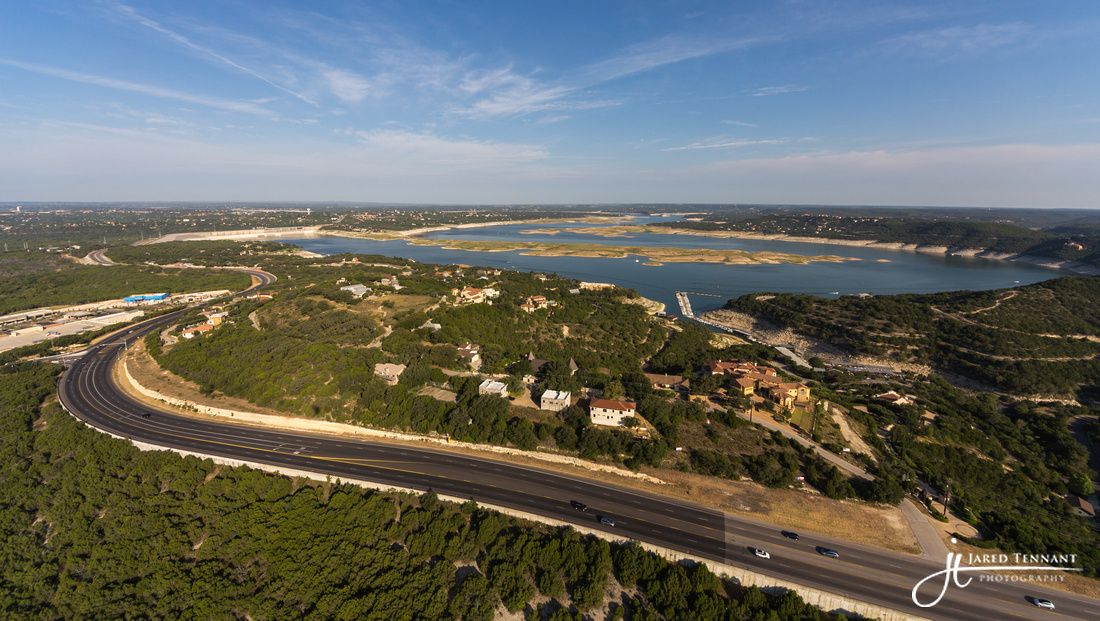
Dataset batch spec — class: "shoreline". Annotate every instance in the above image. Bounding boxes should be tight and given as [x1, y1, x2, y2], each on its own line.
[137, 221, 858, 266]
[136, 219, 1100, 276]
[322, 215, 636, 240]
[521, 225, 1100, 276]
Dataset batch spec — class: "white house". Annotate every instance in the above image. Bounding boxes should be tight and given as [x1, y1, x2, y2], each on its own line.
[589, 398, 636, 427]
[453, 286, 489, 304]
[340, 284, 370, 298]
[540, 390, 571, 412]
[478, 379, 508, 397]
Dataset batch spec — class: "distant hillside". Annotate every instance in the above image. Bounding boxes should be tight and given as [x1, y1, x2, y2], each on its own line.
[656, 215, 1100, 268]
[723, 276, 1100, 400]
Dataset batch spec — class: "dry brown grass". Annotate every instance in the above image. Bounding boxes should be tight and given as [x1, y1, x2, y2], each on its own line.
[367, 293, 436, 314]
[654, 469, 920, 554]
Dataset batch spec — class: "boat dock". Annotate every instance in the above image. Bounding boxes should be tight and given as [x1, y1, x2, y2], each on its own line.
[675, 290, 757, 340]
[675, 291, 694, 318]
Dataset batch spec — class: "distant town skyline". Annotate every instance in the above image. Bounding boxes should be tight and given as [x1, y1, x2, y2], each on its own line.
[1, 1, 1098, 208]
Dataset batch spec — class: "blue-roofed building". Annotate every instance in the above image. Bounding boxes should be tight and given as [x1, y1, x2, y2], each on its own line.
[124, 293, 170, 304]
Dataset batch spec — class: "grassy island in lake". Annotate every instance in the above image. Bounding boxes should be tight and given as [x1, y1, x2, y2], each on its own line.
[405, 237, 857, 266]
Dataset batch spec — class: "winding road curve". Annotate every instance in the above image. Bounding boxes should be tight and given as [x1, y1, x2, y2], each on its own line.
[55, 270, 1100, 621]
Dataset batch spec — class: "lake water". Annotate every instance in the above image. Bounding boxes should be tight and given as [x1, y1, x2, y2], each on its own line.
[283, 217, 1055, 314]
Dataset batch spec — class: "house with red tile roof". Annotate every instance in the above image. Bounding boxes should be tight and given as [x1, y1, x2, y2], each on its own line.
[589, 398, 636, 427]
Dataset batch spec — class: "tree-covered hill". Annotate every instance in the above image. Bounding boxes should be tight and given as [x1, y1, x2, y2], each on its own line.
[0, 252, 252, 314]
[657, 214, 1100, 267]
[106, 240, 296, 266]
[150, 260, 683, 467]
[715, 276, 1100, 577]
[724, 276, 1100, 399]
[0, 363, 841, 620]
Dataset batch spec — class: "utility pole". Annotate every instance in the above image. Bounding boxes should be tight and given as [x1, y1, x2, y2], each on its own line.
[942, 481, 951, 516]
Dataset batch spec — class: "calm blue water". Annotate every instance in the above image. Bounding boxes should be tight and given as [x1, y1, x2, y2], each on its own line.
[284, 217, 1054, 314]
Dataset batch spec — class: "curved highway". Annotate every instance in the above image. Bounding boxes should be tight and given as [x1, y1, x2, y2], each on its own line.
[84, 248, 116, 265]
[57, 270, 1100, 620]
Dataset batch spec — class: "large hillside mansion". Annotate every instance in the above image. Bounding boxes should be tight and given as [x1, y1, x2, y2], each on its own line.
[704, 360, 812, 410]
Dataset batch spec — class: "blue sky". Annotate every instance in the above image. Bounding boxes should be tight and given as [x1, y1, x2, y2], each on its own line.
[1, 1, 1098, 207]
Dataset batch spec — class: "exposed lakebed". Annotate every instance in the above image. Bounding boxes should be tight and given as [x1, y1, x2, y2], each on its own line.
[286, 217, 1055, 315]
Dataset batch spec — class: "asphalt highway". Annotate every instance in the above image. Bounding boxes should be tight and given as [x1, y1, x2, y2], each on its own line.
[84, 249, 116, 265]
[55, 270, 1100, 620]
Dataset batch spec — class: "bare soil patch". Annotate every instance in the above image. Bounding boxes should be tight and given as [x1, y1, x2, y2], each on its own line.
[704, 308, 932, 375]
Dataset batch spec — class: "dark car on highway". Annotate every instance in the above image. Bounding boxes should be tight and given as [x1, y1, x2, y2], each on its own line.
[570, 500, 588, 511]
[816, 546, 840, 558]
[781, 531, 800, 540]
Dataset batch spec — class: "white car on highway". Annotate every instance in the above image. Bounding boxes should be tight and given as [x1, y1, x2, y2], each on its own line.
[752, 548, 770, 559]
[1029, 597, 1055, 611]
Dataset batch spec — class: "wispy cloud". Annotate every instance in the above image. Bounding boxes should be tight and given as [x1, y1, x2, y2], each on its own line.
[662, 136, 789, 152]
[109, 3, 383, 107]
[458, 65, 525, 95]
[263, 8, 465, 98]
[532, 114, 573, 125]
[100, 104, 198, 134]
[102, 3, 780, 123]
[109, 2, 318, 105]
[749, 84, 808, 97]
[323, 69, 371, 103]
[580, 35, 766, 84]
[0, 57, 269, 115]
[878, 23, 1031, 57]
[454, 64, 575, 117]
[454, 65, 621, 118]
[723, 119, 758, 128]
[458, 34, 768, 119]
[457, 78, 576, 118]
